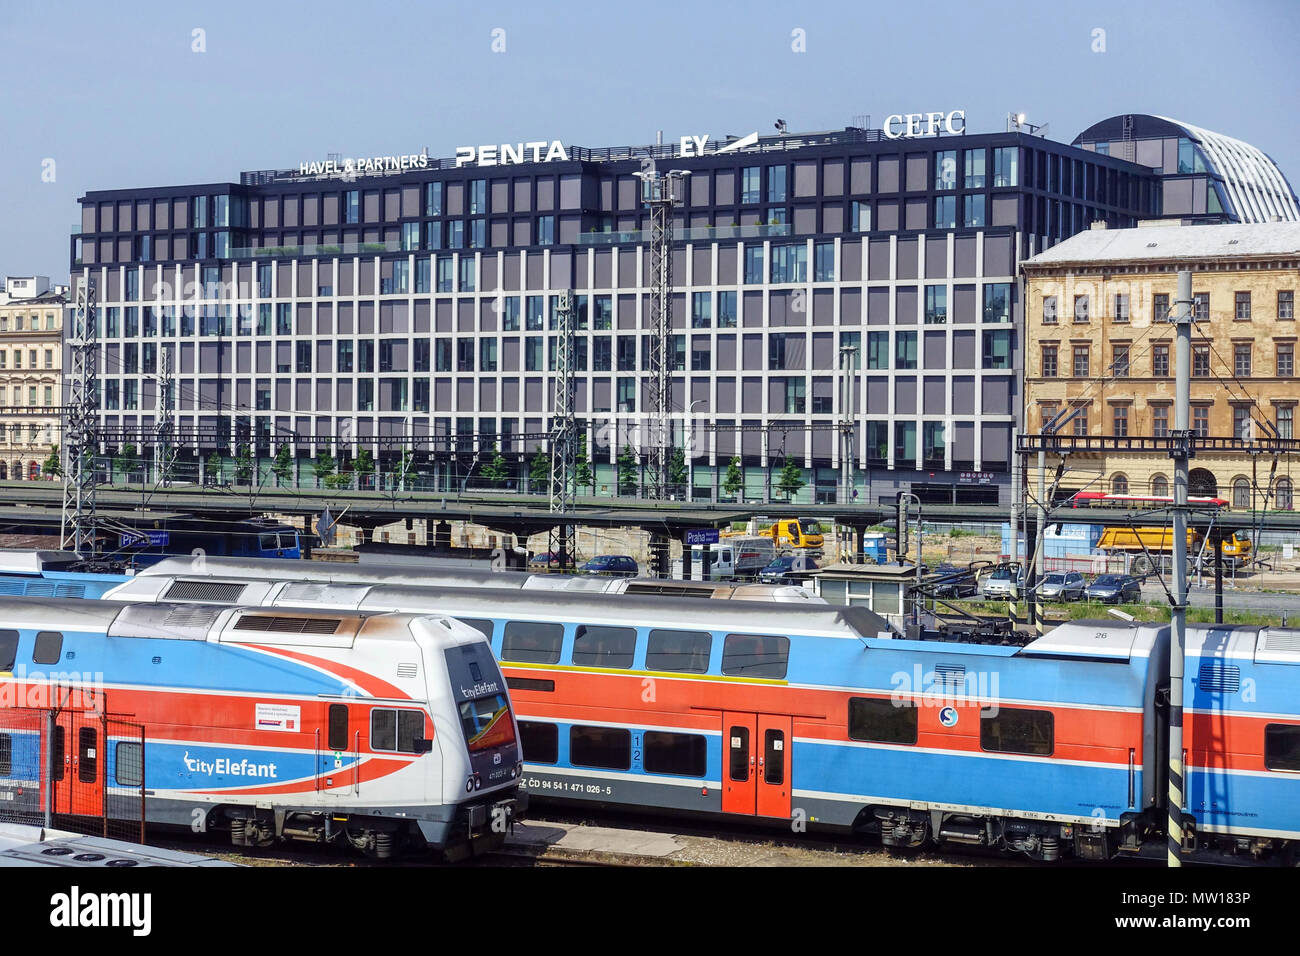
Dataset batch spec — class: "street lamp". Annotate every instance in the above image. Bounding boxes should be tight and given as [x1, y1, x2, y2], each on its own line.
[686, 400, 707, 503]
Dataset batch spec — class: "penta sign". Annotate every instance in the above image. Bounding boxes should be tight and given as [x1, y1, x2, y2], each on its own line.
[882, 110, 966, 139]
[455, 140, 570, 167]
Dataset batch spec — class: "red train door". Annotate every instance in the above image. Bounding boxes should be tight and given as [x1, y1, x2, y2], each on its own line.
[723, 713, 792, 819]
[756, 715, 792, 819]
[54, 714, 102, 819]
[722, 713, 756, 815]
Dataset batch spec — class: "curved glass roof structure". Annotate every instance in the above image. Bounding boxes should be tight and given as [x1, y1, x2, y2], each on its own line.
[1073, 114, 1298, 224]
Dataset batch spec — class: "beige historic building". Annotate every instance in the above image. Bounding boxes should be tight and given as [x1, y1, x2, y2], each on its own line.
[0, 277, 64, 480]
[1022, 221, 1300, 510]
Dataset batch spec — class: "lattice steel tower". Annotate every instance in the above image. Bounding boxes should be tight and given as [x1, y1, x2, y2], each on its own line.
[61, 277, 100, 556]
[637, 163, 689, 500]
[155, 345, 175, 487]
[548, 290, 577, 569]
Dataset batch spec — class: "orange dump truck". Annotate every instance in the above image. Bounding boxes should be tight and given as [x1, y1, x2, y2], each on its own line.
[1097, 527, 1251, 571]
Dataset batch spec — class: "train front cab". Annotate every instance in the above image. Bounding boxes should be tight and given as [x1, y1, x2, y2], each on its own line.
[1184, 626, 1300, 864]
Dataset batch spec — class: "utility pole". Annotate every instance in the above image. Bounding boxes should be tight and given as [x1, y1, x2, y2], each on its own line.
[838, 344, 858, 505]
[637, 162, 689, 500]
[1167, 268, 1195, 867]
[156, 346, 175, 487]
[548, 290, 577, 571]
[61, 276, 99, 557]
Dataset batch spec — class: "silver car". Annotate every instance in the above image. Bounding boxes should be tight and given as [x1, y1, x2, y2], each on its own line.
[981, 567, 1024, 600]
[1039, 571, 1086, 602]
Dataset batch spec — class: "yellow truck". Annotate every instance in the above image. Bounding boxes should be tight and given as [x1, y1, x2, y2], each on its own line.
[723, 518, 825, 551]
[1097, 527, 1251, 572]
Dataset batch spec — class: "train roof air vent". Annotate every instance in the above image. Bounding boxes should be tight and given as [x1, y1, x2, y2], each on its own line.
[163, 605, 225, 629]
[234, 615, 341, 635]
[165, 580, 248, 603]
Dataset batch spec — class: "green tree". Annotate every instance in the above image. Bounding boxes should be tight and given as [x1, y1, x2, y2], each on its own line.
[776, 457, 806, 500]
[669, 446, 688, 493]
[354, 448, 375, 489]
[574, 441, 594, 494]
[42, 445, 61, 478]
[325, 470, 352, 490]
[234, 444, 253, 485]
[206, 451, 223, 484]
[529, 449, 551, 493]
[271, 444, 293, 487]
[480, 442, 508, 486]
[617, 444, 639, 496]
[313, 451, 336, 488]
[722, 455, 744, 499]
[114, 444, 138, 483]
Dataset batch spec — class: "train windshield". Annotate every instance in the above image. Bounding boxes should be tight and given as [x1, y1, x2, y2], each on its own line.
[459, 693, 517, 753]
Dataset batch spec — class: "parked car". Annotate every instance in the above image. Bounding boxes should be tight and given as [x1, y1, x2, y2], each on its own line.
[529, 551, 564, 569]
[981, 567, 1025, 600]
[1039, 571, 1087, 602]
[927, 564, 978, 598]
[1086, 574, 1143, 604]
[758, 554, 818, 585]
[578, 554, 638, 577]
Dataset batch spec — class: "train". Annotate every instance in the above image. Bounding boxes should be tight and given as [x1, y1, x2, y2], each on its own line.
[111, 517, 302, 567]
[0, 595, 523, 860]
[5, 552, 1298, 864]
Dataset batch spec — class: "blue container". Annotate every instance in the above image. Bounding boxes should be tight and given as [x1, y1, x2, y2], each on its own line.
[862, 533, 888, 563]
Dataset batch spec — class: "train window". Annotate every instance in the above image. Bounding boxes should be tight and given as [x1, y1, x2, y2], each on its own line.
[644, 731, 707, 777]
[569, 726, 631, 770]
[0, 734, 10, 776]
[114, 742, 142, 787]
[1264, 724, 1300, 772]
[0, 630, 17, 671]
[370, 708, 426, 753]
[848, 697, 918, 745]
[518, 721, 558, 764]
[722, 634, 790, 679]
[78, 727, 97, 783]
[506, 677, 555, 692]
[645, 629, 711, 673]
[33, 631, 63, 665]
[52, 726, 64, 782]
[328, 704, 349, 751]
[456, 618, 495, 641]
[763, 729, 784, 785]
[501, 621, 564, 664]
[980, 707, 1053, 756]
[572, 625, 636, 669]
[459, 694, 516, 752]
[728, 726, 750, 782]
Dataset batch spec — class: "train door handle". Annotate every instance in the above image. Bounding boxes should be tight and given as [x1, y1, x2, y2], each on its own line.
[749, 756, 755, 767]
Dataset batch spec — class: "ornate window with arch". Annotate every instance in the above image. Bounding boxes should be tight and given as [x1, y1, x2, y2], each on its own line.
[1111, 474, 1129, 495]
[1151, 474, 1168, 497]
[1277, 477, 1294, 511]
[1233, 478, 1251, 510]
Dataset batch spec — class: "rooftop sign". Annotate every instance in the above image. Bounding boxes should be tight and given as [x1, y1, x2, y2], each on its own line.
[298, 154, 429, 178]
[883, 110, 966, 139]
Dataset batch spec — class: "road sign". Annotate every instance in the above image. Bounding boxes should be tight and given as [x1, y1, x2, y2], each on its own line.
[120, 531, 169, 548]
[685, 528, 720, 546]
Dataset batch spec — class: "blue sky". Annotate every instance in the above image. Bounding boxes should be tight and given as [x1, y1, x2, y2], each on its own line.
[1, 0, 1296, 279]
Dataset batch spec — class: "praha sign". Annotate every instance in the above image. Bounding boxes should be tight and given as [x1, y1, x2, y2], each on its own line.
[883, 110, 966, 139]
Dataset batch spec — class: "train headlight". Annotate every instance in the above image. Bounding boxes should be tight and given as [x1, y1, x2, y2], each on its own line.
[474, 773, 482, 790]
[465, 777, 474, 793]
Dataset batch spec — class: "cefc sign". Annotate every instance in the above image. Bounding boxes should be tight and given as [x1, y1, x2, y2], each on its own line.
[883, 110, 966, 139]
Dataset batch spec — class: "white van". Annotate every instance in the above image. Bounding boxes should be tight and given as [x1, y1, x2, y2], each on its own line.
[690, 536, 777, 581]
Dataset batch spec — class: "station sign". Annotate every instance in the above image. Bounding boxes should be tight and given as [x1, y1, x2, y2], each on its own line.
[685, 529, 720, 546]
[121, 531, 170, 548]
[958, 471, 994, 485]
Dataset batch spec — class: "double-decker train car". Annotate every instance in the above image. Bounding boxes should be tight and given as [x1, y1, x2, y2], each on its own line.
[1184, 624, 1300, 862]
[0, 596, 522, 859]
[103, 566, 1176, 862]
